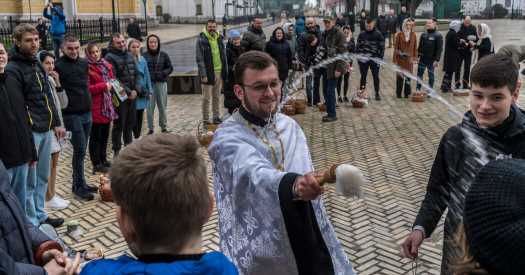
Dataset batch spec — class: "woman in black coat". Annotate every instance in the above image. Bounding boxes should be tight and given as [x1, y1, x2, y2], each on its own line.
[441, 21, 461, 93]
[223, 32, 244, 114]
[265, 27, 292, 85]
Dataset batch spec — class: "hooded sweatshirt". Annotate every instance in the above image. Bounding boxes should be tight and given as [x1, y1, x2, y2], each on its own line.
[203, 29, 223, 72]
[80, 251, 239, 275]
[143, 35, 174, 83]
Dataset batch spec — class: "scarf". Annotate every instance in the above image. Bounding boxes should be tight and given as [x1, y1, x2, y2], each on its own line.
[89, 58, 118, 120]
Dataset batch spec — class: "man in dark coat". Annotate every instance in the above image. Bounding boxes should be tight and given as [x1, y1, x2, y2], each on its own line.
[397, 6, 409, 32]
[376, 13, 389, 43]
[441, 20, 461, 93]
[224, 30, 244, 114]
[346, 11, 356, 33]
[36, 18, 48, 50]
[241, 16, 266, 51]
[298, 17, 323, 106]
[456, 16, 478, 89]
[386, 10, 397, 48]
[265, 27, 292, 85]
[126, 17, 142, 41]
[356, 18, 385, 101]
[105, 33, 139, 156]
[402, 54, 525, 275]
[416, 19, 443, 93]
[0, 160, 82, 275]
[358, 10, 367, 32]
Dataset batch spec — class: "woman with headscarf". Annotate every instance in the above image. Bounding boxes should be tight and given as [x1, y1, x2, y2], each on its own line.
[265, 27, 293, 86]
[393, 18, 417, 98]
[86, 42, 117, 174]
[475, 23, 494, 61]
[441, 20, 462, 93]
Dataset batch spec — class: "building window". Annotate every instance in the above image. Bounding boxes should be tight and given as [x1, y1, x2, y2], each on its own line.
[196, 4, 203, 15]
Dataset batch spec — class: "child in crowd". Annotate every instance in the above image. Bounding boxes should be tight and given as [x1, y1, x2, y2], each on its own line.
[81, 134, 238, 274]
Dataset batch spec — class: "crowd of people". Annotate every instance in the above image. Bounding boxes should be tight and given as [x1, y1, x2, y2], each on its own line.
[1, 6, 524, 275]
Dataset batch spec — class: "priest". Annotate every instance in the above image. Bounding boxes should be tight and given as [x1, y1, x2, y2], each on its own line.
[208, 51, 354, 275]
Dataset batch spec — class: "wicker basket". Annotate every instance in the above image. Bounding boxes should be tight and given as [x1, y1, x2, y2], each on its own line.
[318, 103, 327, 112]
[99, 174, 113, 202]
[453, 89, 470, 96]
[283, 104, 296, 116]
[411, 92, 426, 102]
[197, 121, 214, 147]
[294, 99, 307, 114]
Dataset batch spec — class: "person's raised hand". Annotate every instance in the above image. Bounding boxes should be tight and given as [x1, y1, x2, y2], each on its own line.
[42, 249, 66, 266]
[401, 230, 424, 259]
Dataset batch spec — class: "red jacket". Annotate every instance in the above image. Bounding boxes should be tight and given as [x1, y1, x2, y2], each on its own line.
[88, 60, 114, 124]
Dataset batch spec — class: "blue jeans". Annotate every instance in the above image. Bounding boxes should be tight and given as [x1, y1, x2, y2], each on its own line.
[7, 163, 29, 213]
[306, 69, 321, 105]
[52, 35, 64, 58]
[416, 59, 435, 91]
[27, 131, 53, 225]
[63, 112, 92, 191]
[324, 79, 338, 118]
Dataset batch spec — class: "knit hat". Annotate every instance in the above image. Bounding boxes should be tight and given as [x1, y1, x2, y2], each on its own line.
[464, 159, 525, 275]
[229, 30, 241, 39]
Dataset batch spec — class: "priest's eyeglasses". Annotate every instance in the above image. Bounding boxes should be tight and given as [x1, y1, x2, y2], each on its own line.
[242, 80, 282, 93]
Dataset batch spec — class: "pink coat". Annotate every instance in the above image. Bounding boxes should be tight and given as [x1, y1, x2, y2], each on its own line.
[88, 60, 115, 124]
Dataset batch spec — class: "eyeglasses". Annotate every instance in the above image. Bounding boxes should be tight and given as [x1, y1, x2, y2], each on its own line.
[242, 80, 282, 93]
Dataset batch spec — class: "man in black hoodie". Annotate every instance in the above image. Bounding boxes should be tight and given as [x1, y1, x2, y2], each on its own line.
[143, 34, 173, 134]
[456, 16, 478, 89]
[55, 34, 96, 201]
[402, 54, 525, 275]
[356, 18, 385, 100]
[297, 17, 322, 106]
[416, 19, 443, 93]
[241, 16, 266, 51]
[105, 33, 139, 156]
[5, 24, 64, 227]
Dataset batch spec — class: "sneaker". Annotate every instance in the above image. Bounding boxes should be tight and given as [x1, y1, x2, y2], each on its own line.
[147, 130, 154, 135]
[375, 93, 381, 101]
[42, 217, 65, 228]
[83, 184, 98, 193]
[322, 116, 338, 122]
[161, 128, 171, 133]
[74, 188, 94, 201]
[46, 195, 70, 210]
[343, 96, 349, 102]
[213, 118, 223, 124]
[92, 164, 108, 175]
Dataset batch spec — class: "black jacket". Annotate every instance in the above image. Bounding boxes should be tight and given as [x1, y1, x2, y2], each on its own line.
[356, 28, 385, 58]
[196, 32, 227, 85]
[241, 25, 266, 52]
[36, 23, 47, 41]
[376, 16, 388, 35]
[476, 37, 493, 61]
[224, 41, 243, 112]
[5, 47, 59, 133]
[55, 56, 91, 114]
[414, 105, 525, 275]
[417, 30, 443, 62]
[105, 47, 139, 96]
[297, 27, 322, 68]
[265, 31, 293, 81]
[143, 49, 173, 83]
[397, 12, 409, 31]
[126, 22, 142, 41]
[386, 15, 397, 34]
[336, 18, 346, 28]
[0, 73, 36, 169]
[457, 24, 478, 54]
[0, 161, 51, 275]
[443, 29, 461, 73]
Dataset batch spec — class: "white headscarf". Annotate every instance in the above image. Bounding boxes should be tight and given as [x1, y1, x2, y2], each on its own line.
[449, 20, 461, 32]
[478, 23, 491, 39]
[402, 18, 411, 42]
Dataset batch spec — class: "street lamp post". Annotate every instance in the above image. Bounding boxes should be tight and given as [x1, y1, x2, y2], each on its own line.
[111, 0, 118, 33]
[142, 0, 148, 35]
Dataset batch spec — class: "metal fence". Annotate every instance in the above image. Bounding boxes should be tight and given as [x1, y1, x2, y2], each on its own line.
[0, 17, 152, 49]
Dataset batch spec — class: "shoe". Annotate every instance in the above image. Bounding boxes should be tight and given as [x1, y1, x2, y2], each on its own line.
[338, 96, 343, 103]
[73, 188, 94, 201]
[322, 116, 338, 122]
[46, 195, 70, 210]
[396, 94, 402, 98]
[161, 128, 171, 133]
[83, 184, 98, 193]
[147, 130, 154, 135]
[343, 96, 349, 102]
[404, 94, 410, 98]
[42, 217, 64, 228]
[441, 89, 450, 93]
[92, 164, 108, 175]
[102, 160, 112, 168]
[213, 118, 223, 124]
[375, 93, 381, 101]
[113, 150, 119, 157]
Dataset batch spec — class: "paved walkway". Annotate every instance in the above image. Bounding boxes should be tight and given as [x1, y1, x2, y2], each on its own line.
[48, 19, 525, 274]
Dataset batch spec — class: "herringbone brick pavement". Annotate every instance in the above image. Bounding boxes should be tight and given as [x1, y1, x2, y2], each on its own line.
[48, 47, 525, 274]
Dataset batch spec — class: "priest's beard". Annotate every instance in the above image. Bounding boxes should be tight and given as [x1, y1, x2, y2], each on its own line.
[243, 94, 279, 121]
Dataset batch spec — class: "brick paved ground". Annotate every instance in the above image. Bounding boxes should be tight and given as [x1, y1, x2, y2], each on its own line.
[48, 20, 525, 274]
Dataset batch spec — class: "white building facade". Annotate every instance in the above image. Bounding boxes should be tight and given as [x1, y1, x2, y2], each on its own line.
[154, 0, 259, 19]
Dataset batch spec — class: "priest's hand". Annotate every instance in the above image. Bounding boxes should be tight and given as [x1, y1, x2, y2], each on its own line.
[293, 173, 323, 201]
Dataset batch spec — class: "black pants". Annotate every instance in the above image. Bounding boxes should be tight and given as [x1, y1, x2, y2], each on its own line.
[133, 109, 145, 139]
[441, 71, 457, 92]
[337, 72, 351, 97]
[456, 52, 472, 89]
[89, 123, 110, 166]
[112, 99, 136, 153]
[396, 74, 411, 97]
[358, 61, 380, 93]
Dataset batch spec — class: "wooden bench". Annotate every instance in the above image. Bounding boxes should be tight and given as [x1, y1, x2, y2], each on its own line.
[168, 71, 202, 94]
